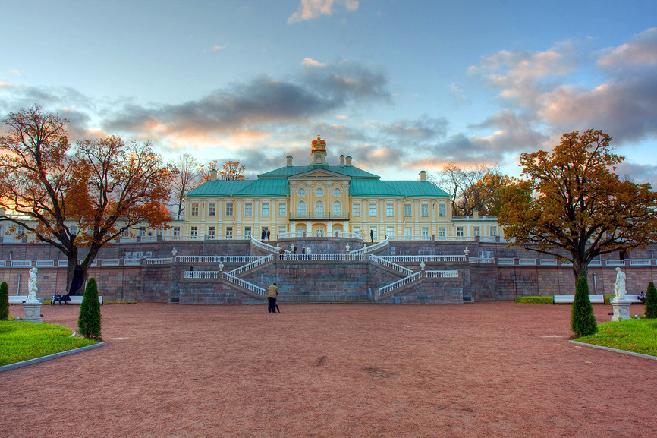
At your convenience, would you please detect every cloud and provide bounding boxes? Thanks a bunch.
[288,0,359,24]
[468,29,657,149]
[211,44,227,53]
[598,27,657,70]
[617,162,657,186]
[449,82,470,106]
[302,57,325,67]
[381,116,448,142]
[102,60,389,148]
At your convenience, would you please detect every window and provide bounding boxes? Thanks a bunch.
[334,187,341,196]
[244,226,251,238]
[386,202,394,217]
[262,202,270,217]
[352,202,361,217]
[421,203,429,217]
[439,203,446,217]
[208,202,216,217]
[226,202,233,216]
[173,226,181,238]
[490,226,497,237]
[191,203,199,217]
[297,201,307,216]
[208,226,216,239]
[333,201,341,216]
[225,227,233,239]
[353,226,361,237]
[315,187,323,197]
[190,226,198,238]
[278,225,286,238]
[422,227,429,239]
[438,227,446,238]
[456,226,464,237]
[473,226,480,237]
[244,202,253,217]
[404,227,412,240]
[298,188,305,197]
[138,227,146,237]
[279,202,286,216]
[386,225,395,239]
[368,202,377,217]
[404,203,412,217]
[315,201,324,216]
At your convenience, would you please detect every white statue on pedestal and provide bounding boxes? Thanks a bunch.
[614,267,626,301]
[26,266,40,304]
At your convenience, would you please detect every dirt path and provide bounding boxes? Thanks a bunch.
[2,302,656,437]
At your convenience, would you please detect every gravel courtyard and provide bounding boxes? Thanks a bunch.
[2,302,656,437]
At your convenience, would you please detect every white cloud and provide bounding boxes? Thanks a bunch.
[288,0,359,24]
[598,27,657,69]
[302,57,325,67]
[211,44,227,53]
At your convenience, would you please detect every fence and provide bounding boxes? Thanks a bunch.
[369,255,413,276]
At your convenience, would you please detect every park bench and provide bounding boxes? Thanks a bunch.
[553,294,604,304]
[51,294,103,305]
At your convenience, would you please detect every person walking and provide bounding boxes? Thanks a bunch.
[267,282,279,313]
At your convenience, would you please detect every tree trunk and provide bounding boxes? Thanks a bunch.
[69,264,88,295]
[573,259,587,281]
[65,246,78,293]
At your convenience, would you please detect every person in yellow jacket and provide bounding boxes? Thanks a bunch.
[267,282,279,313]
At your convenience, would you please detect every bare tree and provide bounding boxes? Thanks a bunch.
[434,163,494,216]
[170,154,202,220]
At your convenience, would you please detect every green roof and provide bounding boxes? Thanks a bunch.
[349,180,449,198]
[187,179,289,197]
[258,165,379,179]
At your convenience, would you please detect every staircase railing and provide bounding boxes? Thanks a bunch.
[350,239,389,256]
[228,255,273,275]
[369,254,413,276]
[250,235,280,253]
[183,270,266,296]
[378,271,422,297]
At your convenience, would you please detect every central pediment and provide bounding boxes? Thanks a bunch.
[288,168,350,180]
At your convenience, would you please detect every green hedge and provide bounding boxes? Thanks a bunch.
[515,295,553,304]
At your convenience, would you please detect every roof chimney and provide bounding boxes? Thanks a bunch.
[345,155,352,166]
[286,155,293,167]
[419,170,427,181]
[339,154,345,166]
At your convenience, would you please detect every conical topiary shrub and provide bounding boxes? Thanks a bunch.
[0,282,8,320]
[572,275,597,336]
[646,281,657,319]
[78,278,101,339]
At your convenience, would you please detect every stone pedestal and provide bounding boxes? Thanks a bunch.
[611,299,631,321]
[22,303,42,322]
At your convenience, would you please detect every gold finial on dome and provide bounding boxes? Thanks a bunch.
[311,135,326,152]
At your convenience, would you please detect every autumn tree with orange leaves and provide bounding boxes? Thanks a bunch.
[498,129,657,279]
[0,107,174,294]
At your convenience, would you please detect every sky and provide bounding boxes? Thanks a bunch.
[1,0,657,182]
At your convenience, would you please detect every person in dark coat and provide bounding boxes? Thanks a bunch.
[370,229,374,243]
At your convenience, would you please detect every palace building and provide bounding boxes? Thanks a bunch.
[181,136,501,242]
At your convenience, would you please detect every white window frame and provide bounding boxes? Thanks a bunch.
[208,202,216,217]
[279,202,286,216]
[191,203,199,217]
[190,226,198,238]
[226,202,233,216]
[352,202,361,217]
[333,201,342,216]
[368,202,377,217]
[262,201,270,217]
[208,226,216,239]
[439,203,446,217]
[244,202,253,217]
[225,227,233,239]
[386,202,394,217]
[421,203,429,217]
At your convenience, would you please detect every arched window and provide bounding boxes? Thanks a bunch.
[334,187,341,196]
[298,188,305,197]
[315,201,324,216]
[333,201,342,215]
[297,201,307,216]
[315,187,324,197]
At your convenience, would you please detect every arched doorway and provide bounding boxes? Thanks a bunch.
[295,223,307,237]
[312,223,327,237]
[332,223,343,237]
